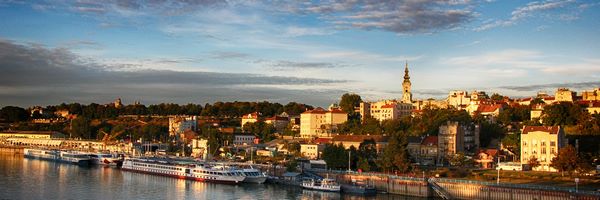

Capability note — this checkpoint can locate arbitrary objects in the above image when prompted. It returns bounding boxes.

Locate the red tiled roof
[329,109,347,114]
[421,136,437,146]
[242,112,260,119]
[477,104,502,113]
[522,126,561,135]
[543,97,555,101]
[381,104,395,109]
[314,138,331,144]
[302,107,347,114]
[332,135,388,143]
[591,101,600,107]
[519,97,532,101]
[483,149,498,157]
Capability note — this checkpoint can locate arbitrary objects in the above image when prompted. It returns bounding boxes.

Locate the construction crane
[101,124,139,144]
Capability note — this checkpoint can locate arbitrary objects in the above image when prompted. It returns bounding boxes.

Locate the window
[550,141,556,146]
[541,148,546,154]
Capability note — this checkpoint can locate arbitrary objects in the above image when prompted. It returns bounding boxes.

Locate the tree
[0,106,29,122]
[70,117,91,139]
[479,121,506,148]
[490,93,504,101]
[322,143,347,170]
[542,102,583,126]
[550,145,579,176]
[358,139,378,171]
[379,132,410,173]
[448,152,471,167]
[339,93,362,114]
[527,156,540,169]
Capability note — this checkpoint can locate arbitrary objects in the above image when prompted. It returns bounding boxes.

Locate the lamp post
[497,155,500,184]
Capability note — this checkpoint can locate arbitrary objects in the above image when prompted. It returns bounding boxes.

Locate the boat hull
[121,167,244,184]
[242,176,267,184]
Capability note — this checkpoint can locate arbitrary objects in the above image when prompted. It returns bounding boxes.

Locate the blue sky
[1,0,599,107]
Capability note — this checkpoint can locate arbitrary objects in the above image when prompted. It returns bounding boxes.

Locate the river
[0,153,422,200]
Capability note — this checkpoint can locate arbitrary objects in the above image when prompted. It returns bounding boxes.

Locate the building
[300,107,347,138]
[0,131,66,139]
[473,104,503,122]
[520,126,565,172]
[168,116,198,137]
[419,136,438,166]
[475,149,498,169]
[438,121,480,163]
[264,115,289,132]
[586,102,600,114]
[407,136,423,162]
[555,88,575,102]
[300,143,325,159]
[331,135,388,153]
[359,100,413,122]
[447,90,471,109]
[191,138,209,158]
[233,134,256,146]
[114,98,123,108]
[241,112,260,128]
[582,88,600,101]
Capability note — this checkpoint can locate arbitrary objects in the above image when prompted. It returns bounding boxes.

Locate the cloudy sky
[1,0,599,107]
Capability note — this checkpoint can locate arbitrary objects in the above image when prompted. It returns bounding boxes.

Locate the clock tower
[402,62,412,103]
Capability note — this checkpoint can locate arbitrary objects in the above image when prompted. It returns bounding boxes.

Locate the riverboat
[121,157,245,184]
[302,178,341,192]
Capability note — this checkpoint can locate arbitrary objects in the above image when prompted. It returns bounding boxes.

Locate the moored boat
[302,178,341,192]
[23,148,91,166]
[88,153,123,166]
[121,157,245,184]
[239,167,268,184]
[58,151,92,166]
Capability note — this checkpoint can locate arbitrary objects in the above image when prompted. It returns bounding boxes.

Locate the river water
[0,153,421,200]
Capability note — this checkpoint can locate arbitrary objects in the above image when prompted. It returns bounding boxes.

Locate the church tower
[401,61,412,103]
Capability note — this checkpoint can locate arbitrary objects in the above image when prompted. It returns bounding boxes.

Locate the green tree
[358,139,378,171]
[0,106,29,122]
[322,143,348,170]
[527,156,540,169]
[448,152,471,167]
[479,121,506,148]
[490,93,504,101]
[339,93,362,114]
[379,132,410,173]
[542,102,583,126]
[550,145,579,176]
[71,117,91,139]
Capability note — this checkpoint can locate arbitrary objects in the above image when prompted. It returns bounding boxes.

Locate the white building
[233,134,256,146]
[300,108,347,138]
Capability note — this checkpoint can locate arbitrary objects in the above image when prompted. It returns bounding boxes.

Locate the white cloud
[475,0,578,31]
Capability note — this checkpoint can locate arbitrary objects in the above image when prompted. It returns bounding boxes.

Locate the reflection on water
[0,153,428,200]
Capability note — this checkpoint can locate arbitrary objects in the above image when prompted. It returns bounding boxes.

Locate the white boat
[24,148,59,161]
[121,157,245,184]
[88,153,123,166]
[240,168,268,184]
[302,178,341,192]
[24,148,91,166]
[58,151,92,166]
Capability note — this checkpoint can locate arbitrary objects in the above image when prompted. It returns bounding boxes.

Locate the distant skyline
[1,0,599,107]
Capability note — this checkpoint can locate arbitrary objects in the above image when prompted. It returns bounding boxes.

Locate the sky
[1,0,600,107]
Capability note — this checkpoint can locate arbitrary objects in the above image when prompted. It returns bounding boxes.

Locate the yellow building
[241,112,260,128]
[300,143,325,160]
[520,126,565,172]
[359,100,412,122]
[555,88,575,102]
[447,90,471,109]
[582,88,600,101]
[300,108,347,138]
[331,135,388,153]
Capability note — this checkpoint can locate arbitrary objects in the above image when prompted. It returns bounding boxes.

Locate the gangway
[428,178,452,200]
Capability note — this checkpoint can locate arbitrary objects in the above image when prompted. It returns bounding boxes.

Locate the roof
[265,116,289,121]
[522,126,561,135]
[591,101,600,107]
[302,107,347,115]
[477,104,502,113]
[283,172,301,177]
[242,112,260,119]
[381,104,395,109]
[314,138,331,144]
[331,135,388,143]
[543,97,555,101]
[481,149,498,157]
[421,136,438,146]
[0,131,61,135]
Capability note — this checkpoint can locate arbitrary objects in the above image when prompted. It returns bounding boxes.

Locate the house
[264,115,289,132]
[407,136,422,161]
[241,112,260,128]
[300,107,347,138]
[520,126,565,172]
[282,172,301,182]
[331,135,388,153]
[473,104,503,122]
[555,88,575,102]
[419,136,438,166]
[359,100,413,122]
[475,149,498,169]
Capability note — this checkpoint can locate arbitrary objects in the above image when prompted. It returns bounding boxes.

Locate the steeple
[401,61,412,103]
[403,61,410,81]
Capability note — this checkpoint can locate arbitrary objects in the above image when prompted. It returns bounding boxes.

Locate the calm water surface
[0,153,423,200]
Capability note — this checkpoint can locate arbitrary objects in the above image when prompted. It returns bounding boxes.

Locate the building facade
[241,112,260,128]
[359,100,413,122]
[520,126,565,172]
[300,108,347,138]
[168,116,198,137]
[300,143,325,160]
[555,88,575,102]
[438,121,480,163]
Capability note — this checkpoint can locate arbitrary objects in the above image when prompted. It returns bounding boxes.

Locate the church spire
[403,61,410,82]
